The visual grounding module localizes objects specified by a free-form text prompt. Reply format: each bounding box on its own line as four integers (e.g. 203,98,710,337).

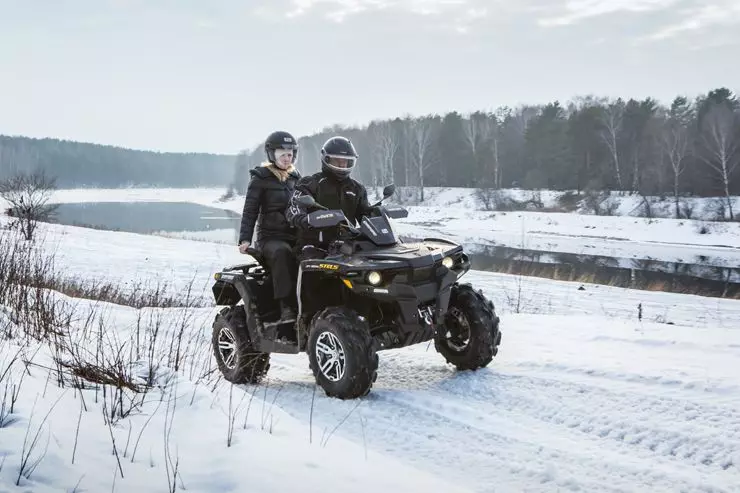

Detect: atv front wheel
212,305,270,384
307,306,378,399
435,283,501,370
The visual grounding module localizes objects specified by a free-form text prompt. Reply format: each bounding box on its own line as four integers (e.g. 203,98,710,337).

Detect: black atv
210,184,502,399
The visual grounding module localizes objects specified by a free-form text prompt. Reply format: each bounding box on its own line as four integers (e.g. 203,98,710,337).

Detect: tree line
0,135,235,188
2,87,738,220
232,86,739,219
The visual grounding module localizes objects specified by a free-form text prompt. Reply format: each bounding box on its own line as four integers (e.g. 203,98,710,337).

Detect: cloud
283,0,390,21
451,8,488,34
537,0,679,27
537,0,740,46
258,0,494,32
645,2,740,40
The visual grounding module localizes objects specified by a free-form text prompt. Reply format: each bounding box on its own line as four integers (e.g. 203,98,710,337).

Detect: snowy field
47,186,740,222
2,190,740,492
0,298,467,493
46,187,740,270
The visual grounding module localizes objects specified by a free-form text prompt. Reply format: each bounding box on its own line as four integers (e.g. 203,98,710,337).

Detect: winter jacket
238,163,301,246
286,170,374,249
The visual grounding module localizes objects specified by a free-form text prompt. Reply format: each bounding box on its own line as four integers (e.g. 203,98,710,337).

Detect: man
238,130,301,323
286,136,374,254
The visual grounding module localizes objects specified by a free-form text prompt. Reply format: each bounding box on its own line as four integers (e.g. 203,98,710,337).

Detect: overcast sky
1,0,738,154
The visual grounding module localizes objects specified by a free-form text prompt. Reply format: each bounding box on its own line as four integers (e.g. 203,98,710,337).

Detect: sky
0,0,738,154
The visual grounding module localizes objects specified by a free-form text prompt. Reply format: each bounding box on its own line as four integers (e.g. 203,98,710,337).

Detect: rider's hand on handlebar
238,241,250,254
339,223,359,236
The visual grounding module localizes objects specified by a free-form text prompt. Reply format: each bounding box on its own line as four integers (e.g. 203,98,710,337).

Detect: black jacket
239,164,301,246
286,170,373,249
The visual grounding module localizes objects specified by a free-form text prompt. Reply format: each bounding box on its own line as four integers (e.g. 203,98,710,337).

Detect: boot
279,299,296,323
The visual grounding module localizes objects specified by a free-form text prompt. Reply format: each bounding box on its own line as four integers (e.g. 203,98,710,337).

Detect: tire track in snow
255,354,739,493
253,374,641,493
511,360,740,398
379,352,740,474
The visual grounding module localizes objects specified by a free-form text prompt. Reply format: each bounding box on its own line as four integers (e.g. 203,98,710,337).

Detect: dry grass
1,226,216,420
0,227,227,491
0,228,209,311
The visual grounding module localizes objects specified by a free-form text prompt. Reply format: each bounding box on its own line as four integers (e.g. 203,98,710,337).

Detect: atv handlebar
306,209,349,229
337,222,361,238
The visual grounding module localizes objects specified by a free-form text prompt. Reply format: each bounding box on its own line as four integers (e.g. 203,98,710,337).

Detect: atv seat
246,247,269,270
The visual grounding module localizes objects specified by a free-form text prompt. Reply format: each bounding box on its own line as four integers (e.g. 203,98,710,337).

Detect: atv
210,184,502,399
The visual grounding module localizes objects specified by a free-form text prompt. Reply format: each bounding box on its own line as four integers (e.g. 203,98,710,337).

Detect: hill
0,135,235,188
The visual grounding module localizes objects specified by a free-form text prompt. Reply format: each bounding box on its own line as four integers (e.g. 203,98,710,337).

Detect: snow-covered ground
0,298,470,493
2,204,740,492
45,187,740,270
47,186,740,222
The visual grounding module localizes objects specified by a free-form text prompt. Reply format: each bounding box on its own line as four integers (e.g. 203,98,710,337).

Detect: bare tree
700,104,739,220
489,107,509,188
600,99,625,190
397,116,414,189
408,116,439,201
462,111,492,181
368,121,398,187
661,115,691,218
0,170,58,240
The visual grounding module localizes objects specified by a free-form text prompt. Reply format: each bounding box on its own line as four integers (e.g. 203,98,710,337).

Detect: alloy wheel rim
218,327,237,369
315,331,346,382
445,306,471,351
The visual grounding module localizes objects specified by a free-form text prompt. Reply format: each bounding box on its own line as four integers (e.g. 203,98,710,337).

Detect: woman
238,130,301,323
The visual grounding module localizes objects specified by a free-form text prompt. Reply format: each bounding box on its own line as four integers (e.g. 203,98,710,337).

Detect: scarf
261,161,295,182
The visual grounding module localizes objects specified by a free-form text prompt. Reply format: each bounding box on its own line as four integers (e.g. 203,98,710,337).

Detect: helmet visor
324,154,356,171
275,148,294,160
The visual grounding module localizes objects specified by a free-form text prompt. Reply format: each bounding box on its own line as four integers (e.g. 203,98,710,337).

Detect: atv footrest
256,319,301,354
259,338,300,354
263,318,296,328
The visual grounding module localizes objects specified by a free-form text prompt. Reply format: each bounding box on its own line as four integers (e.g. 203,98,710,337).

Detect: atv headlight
442,256,454,269
367,271,382,285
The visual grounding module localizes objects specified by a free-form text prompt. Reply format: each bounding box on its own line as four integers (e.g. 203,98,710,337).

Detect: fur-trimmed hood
259,161,297,182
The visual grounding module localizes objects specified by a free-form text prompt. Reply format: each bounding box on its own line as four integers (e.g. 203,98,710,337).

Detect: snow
44,185,740,223
11,215,740,329
397,208,740,268
44,187,740,270
0,301,470,493
1,186,740,492
264,314,740,492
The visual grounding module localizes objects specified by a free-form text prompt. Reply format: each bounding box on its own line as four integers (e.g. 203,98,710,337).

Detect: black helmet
264,130,298,164
321,136,358,180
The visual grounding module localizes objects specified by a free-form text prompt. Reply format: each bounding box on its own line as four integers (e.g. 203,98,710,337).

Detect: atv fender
381,264,460,330
213,272,300,354
212,272,252,306
433,266,460,324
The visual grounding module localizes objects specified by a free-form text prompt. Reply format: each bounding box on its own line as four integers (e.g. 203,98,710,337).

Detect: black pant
261,239,297,300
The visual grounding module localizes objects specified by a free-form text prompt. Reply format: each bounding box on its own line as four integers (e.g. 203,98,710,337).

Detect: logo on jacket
345,191,356,196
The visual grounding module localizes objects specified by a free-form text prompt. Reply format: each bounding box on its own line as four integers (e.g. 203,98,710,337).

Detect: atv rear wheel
212,305,270,384
434,283,501,370
307,306,378,399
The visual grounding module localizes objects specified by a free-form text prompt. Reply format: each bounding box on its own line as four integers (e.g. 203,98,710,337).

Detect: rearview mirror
382,184,396,198
385,206,408,219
